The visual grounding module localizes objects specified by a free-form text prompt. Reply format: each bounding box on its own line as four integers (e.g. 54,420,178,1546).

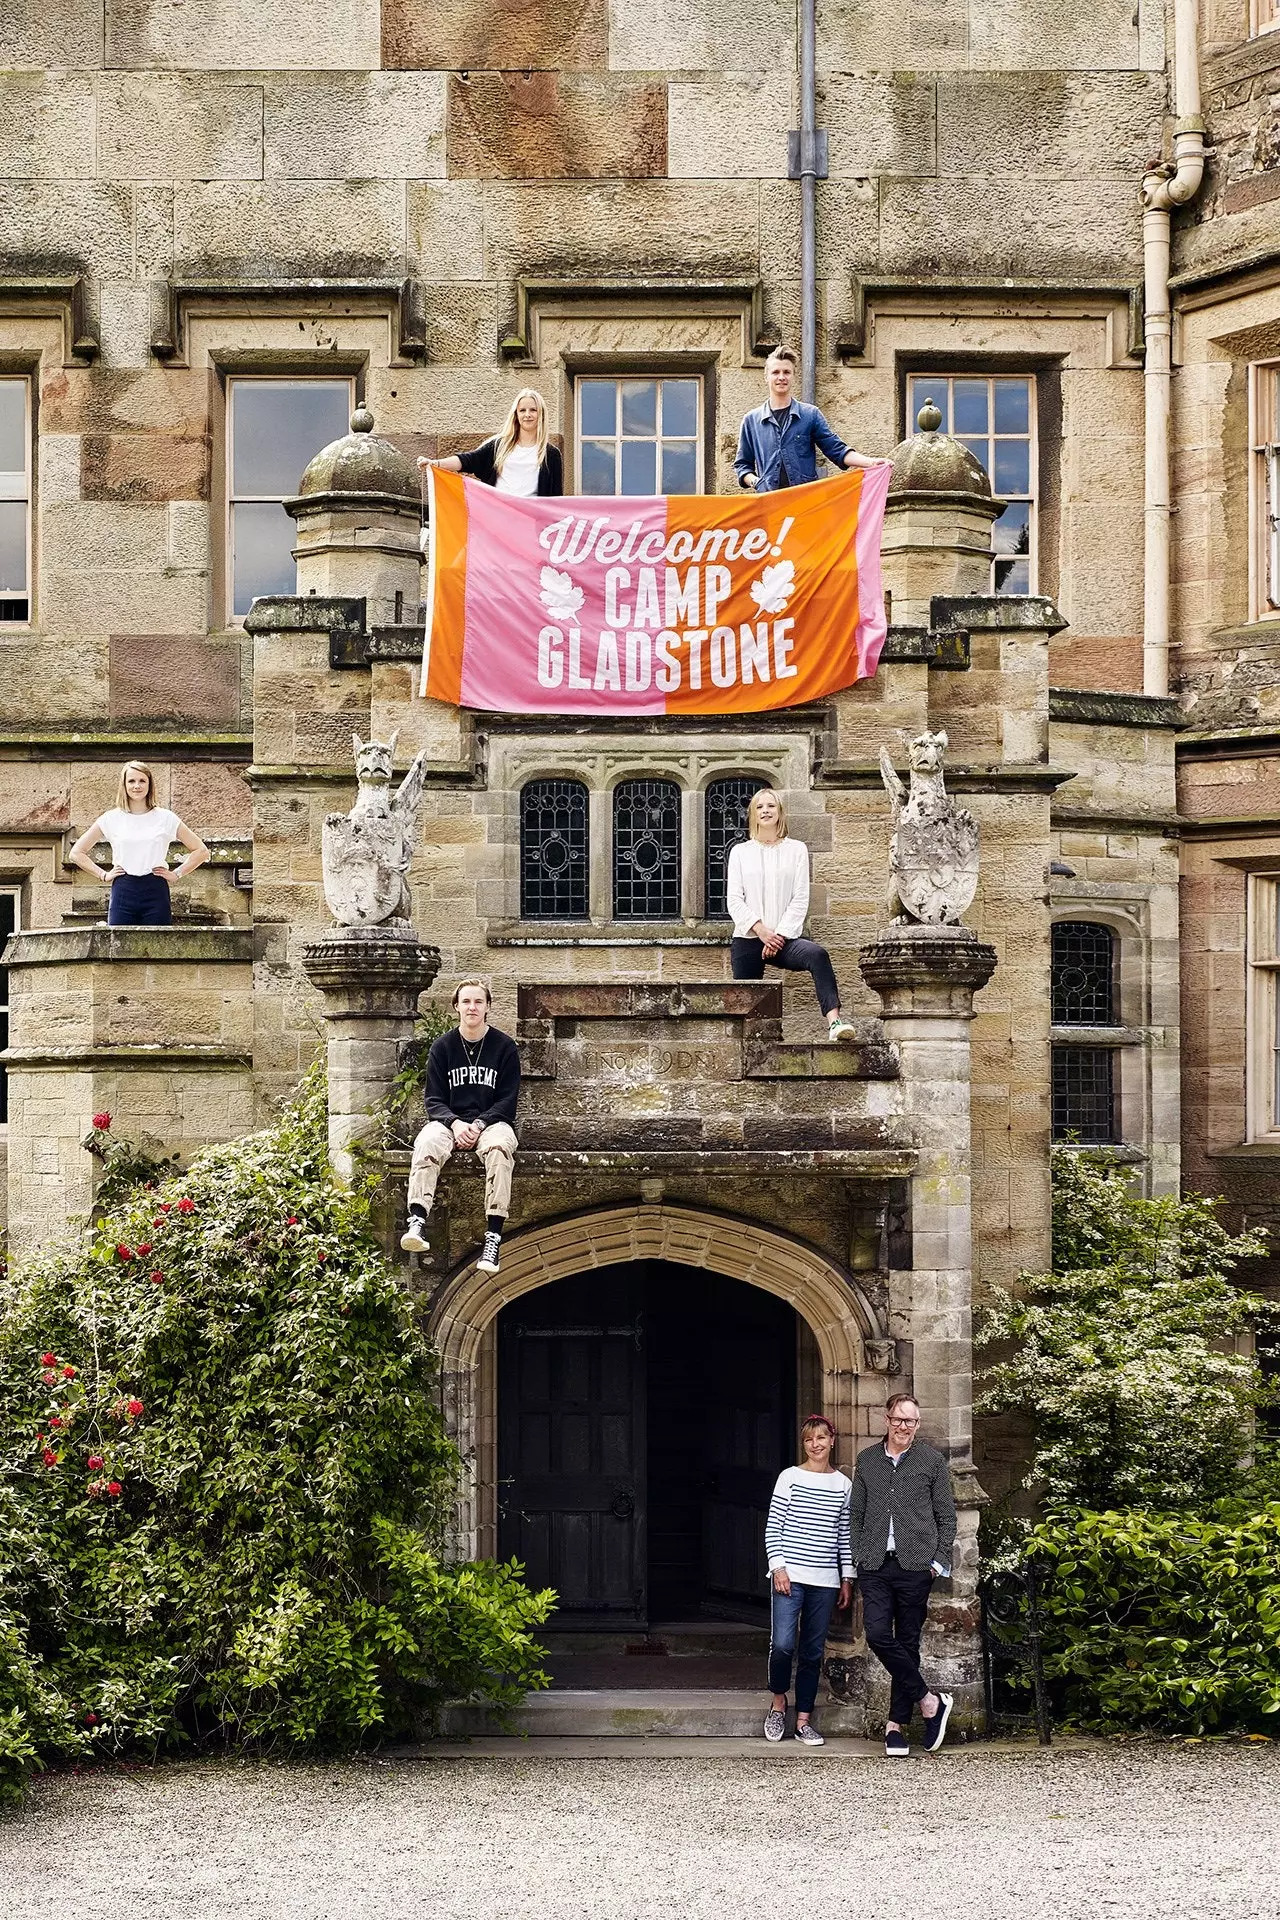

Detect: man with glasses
850,1392,957,1756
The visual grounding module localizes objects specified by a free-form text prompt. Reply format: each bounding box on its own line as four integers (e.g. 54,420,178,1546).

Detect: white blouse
726,836,810,942
495,445,540,497
96,806,181,877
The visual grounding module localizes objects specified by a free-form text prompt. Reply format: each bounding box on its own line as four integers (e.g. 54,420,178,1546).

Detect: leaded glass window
705,777,757,919
1051,1047,1115,1144
520,779,589,920
1051,922,1115,1026
613,779,681,919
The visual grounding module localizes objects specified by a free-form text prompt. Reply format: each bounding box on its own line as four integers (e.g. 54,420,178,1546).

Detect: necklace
460,1031,487,1071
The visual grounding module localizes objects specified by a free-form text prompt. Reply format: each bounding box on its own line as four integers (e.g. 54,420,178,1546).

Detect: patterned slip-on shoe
794,1721,825,1747
763,1708,786,1743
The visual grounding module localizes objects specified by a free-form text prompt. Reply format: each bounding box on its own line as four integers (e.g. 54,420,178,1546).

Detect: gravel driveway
4,1740,1276,1919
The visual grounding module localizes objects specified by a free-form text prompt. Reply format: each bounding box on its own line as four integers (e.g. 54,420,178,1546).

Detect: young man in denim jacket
735,347,882,493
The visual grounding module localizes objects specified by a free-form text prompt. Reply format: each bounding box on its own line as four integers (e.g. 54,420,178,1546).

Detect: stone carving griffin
321,731,431,928
878,729,980,926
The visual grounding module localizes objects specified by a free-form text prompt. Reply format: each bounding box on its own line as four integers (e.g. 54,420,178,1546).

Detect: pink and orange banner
419,463,891,715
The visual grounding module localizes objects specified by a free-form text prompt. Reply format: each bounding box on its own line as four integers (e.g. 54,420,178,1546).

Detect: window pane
621,380,657,436
1052,921,1115,1025
231,501,297,616
959,438,989,476
0,501,26,592
997,556,1031,593
614,779,681,919
579,381,616,438
993,439,1031,496
580,440,616,494
0,382,25,473
952,380,989,436
993,379,1030,436
705,777,756,918
231,380,350,496
521,780,589,920
620,439,656,495
1052,1047,1115,1143
662,380,698,438
992,500,1030,555
661,440,697,494
910,379,946,431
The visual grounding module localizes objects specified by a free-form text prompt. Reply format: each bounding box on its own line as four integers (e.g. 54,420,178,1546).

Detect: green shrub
1025,1503,1280,1734
0,1067,552,1804
977,1150,1272,1509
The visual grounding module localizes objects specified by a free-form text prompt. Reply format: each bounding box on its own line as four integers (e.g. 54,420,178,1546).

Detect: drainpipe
790,0,826,404
1141,0,1206,697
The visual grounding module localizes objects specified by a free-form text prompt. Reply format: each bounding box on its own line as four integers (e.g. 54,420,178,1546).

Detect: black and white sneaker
476,1229,503,1275
921,1691,953,1753
399,1212,430,1255
885,1727,910,1757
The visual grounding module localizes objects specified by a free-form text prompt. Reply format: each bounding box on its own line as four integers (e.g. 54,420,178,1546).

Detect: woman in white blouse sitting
417,388,563,498
69,760,210,926
726,788,857,1041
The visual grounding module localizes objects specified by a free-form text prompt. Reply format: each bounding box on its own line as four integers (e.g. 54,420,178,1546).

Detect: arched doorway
427,1203,884,1579
496,1260,817,1627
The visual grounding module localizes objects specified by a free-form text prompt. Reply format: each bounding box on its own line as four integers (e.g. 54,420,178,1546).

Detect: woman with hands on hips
762,1414,854,1747
69,760,210,927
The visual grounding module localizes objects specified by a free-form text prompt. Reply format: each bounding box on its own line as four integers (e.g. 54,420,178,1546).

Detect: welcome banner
420,462,892,716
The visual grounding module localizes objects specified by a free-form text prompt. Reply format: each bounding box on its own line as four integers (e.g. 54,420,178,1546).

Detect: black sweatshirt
425,1026,521,1134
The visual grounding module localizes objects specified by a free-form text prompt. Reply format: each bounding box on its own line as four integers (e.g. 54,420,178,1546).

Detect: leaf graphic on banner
749,560,795,615
539,566,584,622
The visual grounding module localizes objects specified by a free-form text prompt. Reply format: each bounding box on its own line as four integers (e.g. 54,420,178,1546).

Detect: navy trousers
730,935,841,1017
108,874,172,926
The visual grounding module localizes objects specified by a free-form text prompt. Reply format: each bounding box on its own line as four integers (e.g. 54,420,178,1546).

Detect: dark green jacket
850,1438,957,1574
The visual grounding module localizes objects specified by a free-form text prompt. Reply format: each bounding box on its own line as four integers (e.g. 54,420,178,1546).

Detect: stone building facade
1,3,1279,1724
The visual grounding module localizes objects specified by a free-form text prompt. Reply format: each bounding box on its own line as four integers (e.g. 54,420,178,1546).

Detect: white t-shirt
495,445,540,497
96,806,180,876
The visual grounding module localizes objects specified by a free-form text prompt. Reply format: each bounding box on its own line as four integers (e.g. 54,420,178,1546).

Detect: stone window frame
0,370,32,627
1248,358,1280,621
1048,901,1153,1167
560,352,718,497
1246,871,1280,1142
902,367,1041,596
485,736,810,939
0,880,20,1125
224,370,358,627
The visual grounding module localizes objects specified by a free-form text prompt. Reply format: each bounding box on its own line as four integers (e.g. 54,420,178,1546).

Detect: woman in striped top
763,1414,853,1747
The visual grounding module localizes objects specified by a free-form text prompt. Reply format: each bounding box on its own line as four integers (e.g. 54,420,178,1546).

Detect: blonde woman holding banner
418,389,563,499
727,788,858,1042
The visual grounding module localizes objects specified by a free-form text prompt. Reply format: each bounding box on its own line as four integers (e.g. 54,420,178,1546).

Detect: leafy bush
0,1067,552,1806
978,1150,1272,1509
1025,1503,1280,1734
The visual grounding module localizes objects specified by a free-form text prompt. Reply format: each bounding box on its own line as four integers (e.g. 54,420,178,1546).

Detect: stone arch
428,1202,889,1560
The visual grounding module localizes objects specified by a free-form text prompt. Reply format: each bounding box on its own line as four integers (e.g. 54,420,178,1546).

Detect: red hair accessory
801,1413,836,1435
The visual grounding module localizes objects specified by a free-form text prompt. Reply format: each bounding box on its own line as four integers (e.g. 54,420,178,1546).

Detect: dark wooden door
498,1270,647,1627
698,1274,796,1613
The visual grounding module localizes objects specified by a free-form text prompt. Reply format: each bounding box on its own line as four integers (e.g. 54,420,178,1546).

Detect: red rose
176,1198,196,1214
40,1352,57,1367
116,1244,133,1262
126,1398,144,1418
87,1454,104,1471
63,1364,76,1379
135,1243,152,1257
42,1448,57,1467
106,1481,122,1497
84,1711,98,1726
49,1416,62,1429
41,1368,57,1386
159,1203,172,1214
317,1252,326,1263
92,1113,112,1131
150,1270,164,1286
287,1215,299,1225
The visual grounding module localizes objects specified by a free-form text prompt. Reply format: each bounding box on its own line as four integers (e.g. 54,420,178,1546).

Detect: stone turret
285,405,422,627
880,399,1002,629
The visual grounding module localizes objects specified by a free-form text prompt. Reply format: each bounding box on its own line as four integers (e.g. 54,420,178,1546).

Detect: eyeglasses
887,1415,920,1427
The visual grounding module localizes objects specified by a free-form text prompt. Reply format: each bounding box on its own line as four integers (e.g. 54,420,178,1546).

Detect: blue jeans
768,1581,840,1715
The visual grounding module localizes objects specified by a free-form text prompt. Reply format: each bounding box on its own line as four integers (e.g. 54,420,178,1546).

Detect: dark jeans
730,936,841,1017
859,1559,934,1725
768,1580,840,1716
108,874,172,926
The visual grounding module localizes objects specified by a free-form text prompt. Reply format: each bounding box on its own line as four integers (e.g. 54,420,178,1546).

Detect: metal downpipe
799,0,817,402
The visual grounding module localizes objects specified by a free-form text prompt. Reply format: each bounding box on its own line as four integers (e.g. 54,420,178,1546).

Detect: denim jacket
734,400,851,492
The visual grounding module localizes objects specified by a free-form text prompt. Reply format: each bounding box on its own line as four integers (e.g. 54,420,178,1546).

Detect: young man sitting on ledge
401,978,521,1276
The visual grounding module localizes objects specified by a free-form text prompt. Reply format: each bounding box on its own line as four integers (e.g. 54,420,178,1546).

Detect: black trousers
858,1559,934,1724
108,874,172,926
730,935,841,1017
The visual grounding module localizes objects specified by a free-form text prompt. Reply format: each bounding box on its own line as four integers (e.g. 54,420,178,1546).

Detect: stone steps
437,1688,868,1740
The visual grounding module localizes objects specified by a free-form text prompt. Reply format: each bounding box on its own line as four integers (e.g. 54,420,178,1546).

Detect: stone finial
916,396,943,432
350,404,375,434
321,731,432,929
878,729,980,927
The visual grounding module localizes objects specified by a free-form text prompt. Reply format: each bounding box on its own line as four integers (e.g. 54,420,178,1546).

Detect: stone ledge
1049,688,1185,730
517,981,782,1020
2,927,254,967
3,1046,253,1069
929,594,1067,635
243,594,366,636
385,1147,918,1177
819,763,1074,793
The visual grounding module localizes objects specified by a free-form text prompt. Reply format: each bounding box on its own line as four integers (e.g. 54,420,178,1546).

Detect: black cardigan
456,436,563,496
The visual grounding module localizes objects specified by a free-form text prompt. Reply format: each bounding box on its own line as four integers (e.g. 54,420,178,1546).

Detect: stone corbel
863,1337,899,1375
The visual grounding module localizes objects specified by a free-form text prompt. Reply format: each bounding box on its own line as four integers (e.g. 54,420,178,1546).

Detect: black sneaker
921,1691,953,1753
399,1212,430,1255
884,1727,909,1757
476,1229,502,1275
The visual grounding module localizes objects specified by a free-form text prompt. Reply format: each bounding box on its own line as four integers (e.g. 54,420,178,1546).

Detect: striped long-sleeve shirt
765,1466,855,1589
